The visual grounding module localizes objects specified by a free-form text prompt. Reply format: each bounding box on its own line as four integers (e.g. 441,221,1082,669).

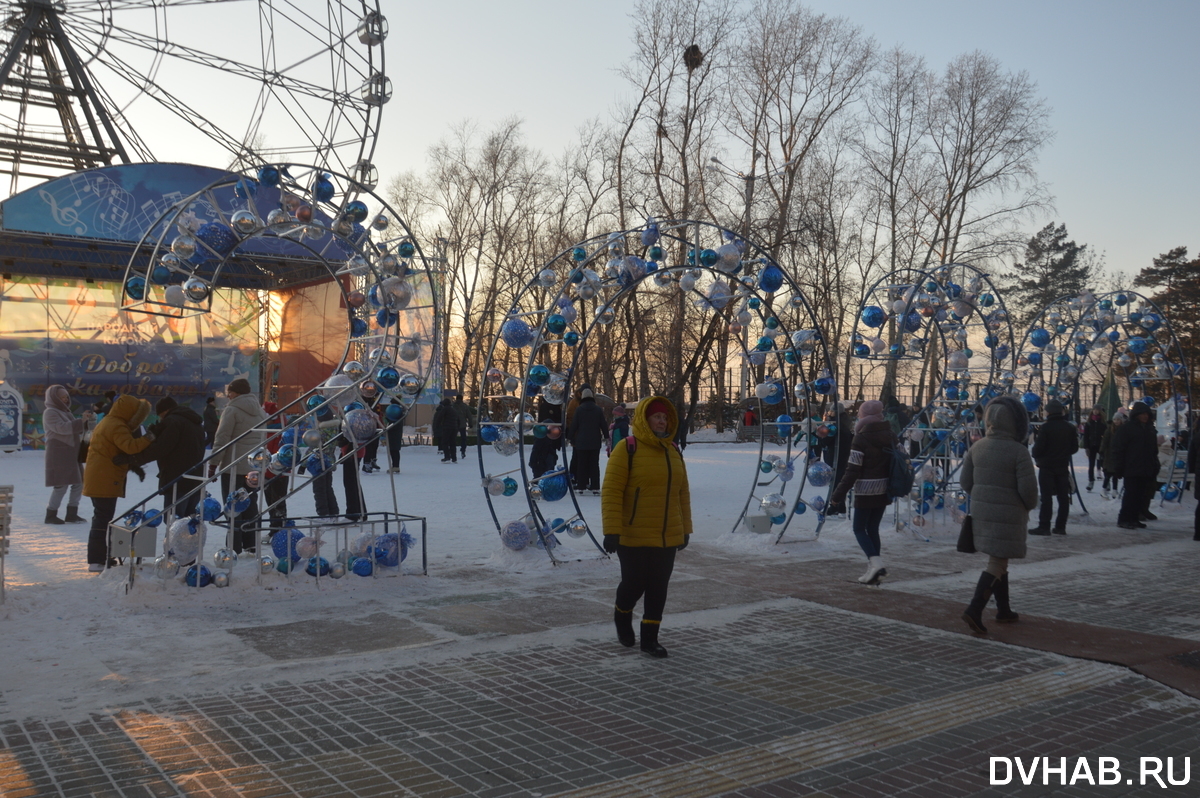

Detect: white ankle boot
859,556,887,584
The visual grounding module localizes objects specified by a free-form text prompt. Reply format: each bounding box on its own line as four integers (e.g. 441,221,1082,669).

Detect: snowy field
0,440,1188,720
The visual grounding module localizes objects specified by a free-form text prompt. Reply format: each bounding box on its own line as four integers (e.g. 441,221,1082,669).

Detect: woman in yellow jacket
601,396,692,658
83,394,154,571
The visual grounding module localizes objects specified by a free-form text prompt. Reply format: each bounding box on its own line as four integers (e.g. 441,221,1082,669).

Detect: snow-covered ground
0,440,1188,720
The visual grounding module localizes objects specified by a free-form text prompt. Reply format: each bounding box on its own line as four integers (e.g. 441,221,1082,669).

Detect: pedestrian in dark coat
453,395,475,459
1029,399,1079,535
960,395,1038,634
1099,409,1127,497
821,404,854,515
528,424,562,478
1186,430,1200,542
609,405,630,453
42,384,88,524
1111,401,1160,529
829,400,893,585
125,396,206,519
1081,407,1106,490
432,397,460,463
568,386,608,493
202,396,219,448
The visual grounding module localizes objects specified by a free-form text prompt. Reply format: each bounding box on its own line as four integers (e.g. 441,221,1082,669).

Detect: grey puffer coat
960,395,1038,560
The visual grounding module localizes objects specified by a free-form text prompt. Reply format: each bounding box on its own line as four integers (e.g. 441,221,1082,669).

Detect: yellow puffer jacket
601,396,692,547
83,395,154,499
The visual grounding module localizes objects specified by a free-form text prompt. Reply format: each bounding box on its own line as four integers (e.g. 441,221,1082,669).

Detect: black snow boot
962,571,998,635
64,506,87,523
45,509,65,524
640,621,668,658
614,607,635,648
993,573,1019,623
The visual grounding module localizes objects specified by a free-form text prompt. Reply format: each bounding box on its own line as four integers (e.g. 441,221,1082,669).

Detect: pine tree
1133,247,1200,391
1002,223,1100,327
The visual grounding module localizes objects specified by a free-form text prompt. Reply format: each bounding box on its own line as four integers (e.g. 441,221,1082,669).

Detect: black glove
112,451,133,466
129,463,146,482
678,535,689,552
603,535,619,553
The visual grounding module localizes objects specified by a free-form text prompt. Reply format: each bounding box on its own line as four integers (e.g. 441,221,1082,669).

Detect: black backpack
884,439,914,499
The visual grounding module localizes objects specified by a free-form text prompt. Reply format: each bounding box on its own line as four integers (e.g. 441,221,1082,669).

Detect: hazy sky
373,0,1198,279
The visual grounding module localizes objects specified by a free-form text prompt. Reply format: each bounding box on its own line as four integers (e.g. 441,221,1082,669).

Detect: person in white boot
828,400,893,585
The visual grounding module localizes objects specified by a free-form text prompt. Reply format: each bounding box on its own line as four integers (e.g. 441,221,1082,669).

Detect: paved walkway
3,521,1200,797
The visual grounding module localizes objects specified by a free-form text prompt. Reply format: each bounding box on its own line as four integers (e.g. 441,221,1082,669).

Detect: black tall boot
64,506,87,523
614,607,635,648
962,571,999,634
993,573,1019,623
640,621,668,658
44,509,64,525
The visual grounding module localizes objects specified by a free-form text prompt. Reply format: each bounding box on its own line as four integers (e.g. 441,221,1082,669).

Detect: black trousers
263,472,288,534
221,473,260,553
1119,475,1154,524
615,545,677,623
163,473,202,520
387,426,403,468
342,452,364,520
1037,467,1072,530
87,496,118,565
1085,449,1099,482
364,435,379,465
312,470,338,517
572,448,602,491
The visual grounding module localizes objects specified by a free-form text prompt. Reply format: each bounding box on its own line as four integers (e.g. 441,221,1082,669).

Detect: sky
370,0,1198,280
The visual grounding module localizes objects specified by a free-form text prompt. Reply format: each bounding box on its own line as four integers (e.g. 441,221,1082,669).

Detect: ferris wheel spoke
66,18,368,107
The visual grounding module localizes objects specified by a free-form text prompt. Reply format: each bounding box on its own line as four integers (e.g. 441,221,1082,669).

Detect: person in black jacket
1187,428,1200,542
1081,406,1106,491
828,400,894,584
568,386,608,494
819,404,854,515
125,396,206,518
202,396,220,449
1111,401,1159,529
1029,399,1079,535
432,396,461,463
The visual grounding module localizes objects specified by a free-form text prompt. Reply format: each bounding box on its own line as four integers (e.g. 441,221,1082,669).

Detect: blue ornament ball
500,318,535,348
272,528,306,562
563,331,580,347
1021,391,1041,413
500,520,532,550
502,477,519,497
344,200,369,223
545,314,567,335
125,275,146,300
202,495,222,522
480,425,500,443
195,222,238,257
1029,328,1051,348
397,240,416,258
807,461,834,487
861,306,885,328
540,472,569,502
257,165,280,186
185,564,213,588
385,403,406,422
306,556,332,577
375,366,400,389
143,509,163,527
758,264,784,292
350,557,374,576
350,318,369,337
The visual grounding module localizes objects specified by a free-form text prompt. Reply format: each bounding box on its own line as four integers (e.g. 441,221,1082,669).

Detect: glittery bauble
807,461,834,487
492,427,520,457
154,556,179,579
487,478,506,496
343,408,378,444
500,317,535,348
501,520,532,550
272,528,306,562
760,493,787,513
539,472,569,502
164,285,186,307
398,340,420,362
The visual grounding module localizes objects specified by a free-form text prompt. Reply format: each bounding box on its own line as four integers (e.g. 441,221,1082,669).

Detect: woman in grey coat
43,385,90,524
959,394,1038,634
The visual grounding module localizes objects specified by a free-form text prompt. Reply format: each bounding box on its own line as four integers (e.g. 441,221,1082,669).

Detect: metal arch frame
0,0,386,188
474,219,837,563
850,263,1018,536
1026,290,1193,505
108,162,440,588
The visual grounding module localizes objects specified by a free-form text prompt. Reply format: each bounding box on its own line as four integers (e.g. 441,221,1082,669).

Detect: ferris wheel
0,0,388,194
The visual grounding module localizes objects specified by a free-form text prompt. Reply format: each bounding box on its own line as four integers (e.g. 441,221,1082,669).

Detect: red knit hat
645,399,671,418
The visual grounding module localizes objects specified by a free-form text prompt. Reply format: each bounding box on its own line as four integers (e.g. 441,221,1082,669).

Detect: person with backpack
608,404,630,453
601,396,692,659
828,399,894,585
959,395,1038,635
